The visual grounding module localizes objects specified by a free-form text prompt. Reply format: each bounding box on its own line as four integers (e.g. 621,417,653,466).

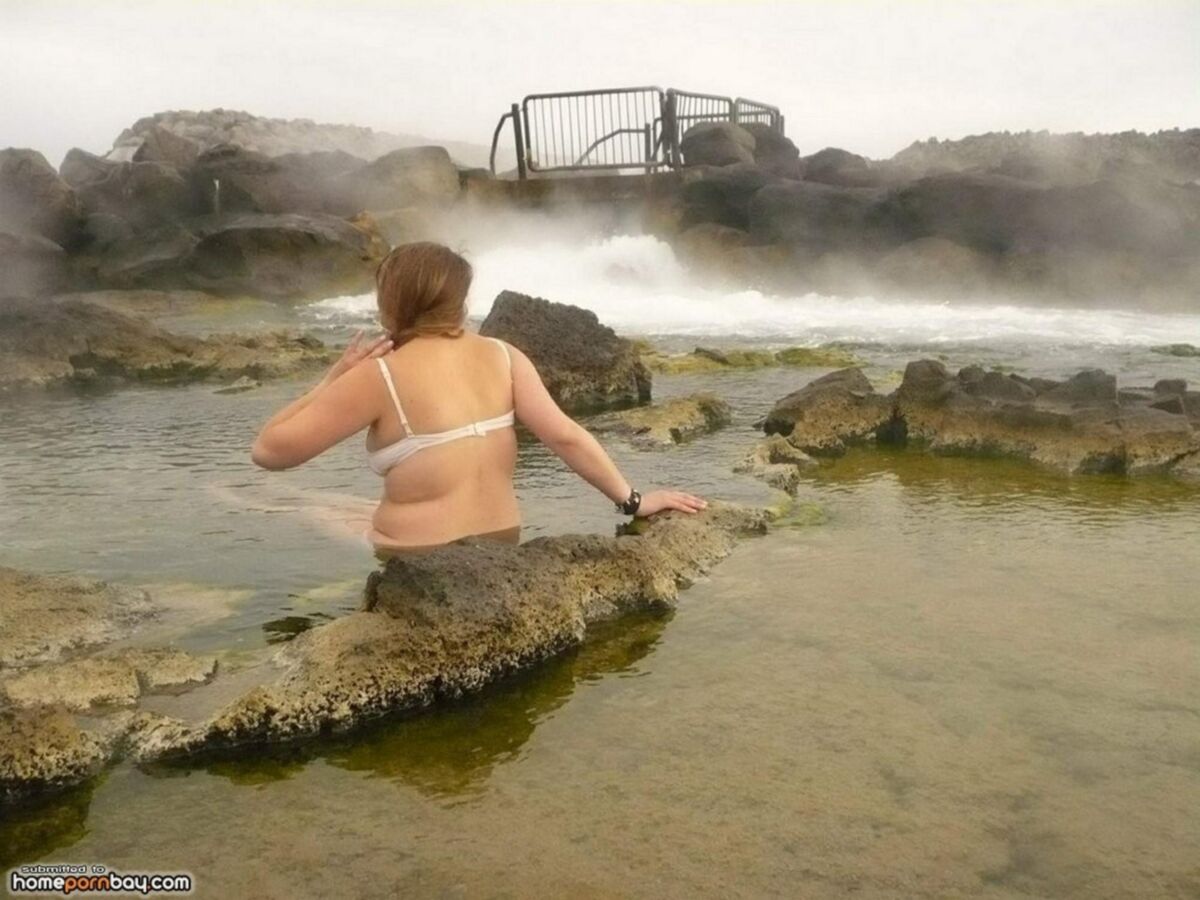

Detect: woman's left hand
323,330,393,385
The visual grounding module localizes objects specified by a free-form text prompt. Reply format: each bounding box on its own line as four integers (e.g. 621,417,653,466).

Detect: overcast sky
3,0,1197,167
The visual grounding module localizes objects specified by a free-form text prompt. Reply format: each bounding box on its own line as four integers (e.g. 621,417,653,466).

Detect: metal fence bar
489,86,785,177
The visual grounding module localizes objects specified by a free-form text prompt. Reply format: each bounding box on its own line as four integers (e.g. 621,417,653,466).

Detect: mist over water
307,233,1200,349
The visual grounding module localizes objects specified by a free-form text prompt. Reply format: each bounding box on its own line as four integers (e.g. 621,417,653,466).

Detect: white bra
367,337,516,476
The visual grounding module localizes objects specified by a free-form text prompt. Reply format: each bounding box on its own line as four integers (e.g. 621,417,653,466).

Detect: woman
251,242,706,554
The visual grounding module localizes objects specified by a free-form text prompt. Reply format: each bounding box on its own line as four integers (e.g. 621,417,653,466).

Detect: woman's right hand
635,489,708,517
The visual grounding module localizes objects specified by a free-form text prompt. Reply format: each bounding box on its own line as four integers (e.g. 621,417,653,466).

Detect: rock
215,375,260,394
0,148,83,247
333,146,461,211
680,122,756,167
0,297,337,392
734,435,817,493
0,231,71,296
480,290,651,412
640,344,861,374
876,237,996,297
89,212,387,298
586,393,732,447
774,346,862,368
800,147,880,187
0,706,118,803
2,658,142,711
0,567,155,668
74,160,197,231
0,506,770,800
679,164,774,230
59,148,119,188
748,180,883,250
762,368,892,455
1151,343,1200,358
189,144,363,215
130,125,201,169
764,360,1200,476
153,503,768,756
743,123,801,178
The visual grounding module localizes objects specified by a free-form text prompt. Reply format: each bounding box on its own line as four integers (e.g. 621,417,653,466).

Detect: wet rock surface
0,296,336,391
586,393,732,447
480,290,652,413
760,361,1200,477
0,567,155,668
0,505,767,802
641,344,861,374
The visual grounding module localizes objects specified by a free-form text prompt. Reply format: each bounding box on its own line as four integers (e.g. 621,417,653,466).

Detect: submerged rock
480,290,652,413
0,505,770,802
586,393,732,447
758,361,1200,477
734,435,818,493
0,567,155,668
0,297,336,391
640,344,860,374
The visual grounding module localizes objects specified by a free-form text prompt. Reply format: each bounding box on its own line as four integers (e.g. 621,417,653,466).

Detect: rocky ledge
0,504,767,803
753,361,1200,479
480,290,652,413
586,393,732,447
0,295,335,391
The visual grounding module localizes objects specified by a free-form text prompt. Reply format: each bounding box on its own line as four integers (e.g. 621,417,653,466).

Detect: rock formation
480,290,652,412
757,361,1200,478
0,296,336,391
0,504,768,803
586,393,732,447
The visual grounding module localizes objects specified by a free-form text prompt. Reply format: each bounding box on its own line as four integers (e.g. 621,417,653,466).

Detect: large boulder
679,163,774,230
89,212,387,298
59,148,119,189
875,236,997,297
129,124,202,169
480,290,652,412
743,123,802,178
762,368,892,455
0,230,71,296
0,148,83,246
332,146,461,212
680,122,756,167
748,180,885,250
800,147,880,187
0,296,337,391
72,159,198,230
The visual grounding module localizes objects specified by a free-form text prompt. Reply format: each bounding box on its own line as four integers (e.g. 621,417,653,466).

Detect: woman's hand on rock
325,330,393,384
635,489,708,517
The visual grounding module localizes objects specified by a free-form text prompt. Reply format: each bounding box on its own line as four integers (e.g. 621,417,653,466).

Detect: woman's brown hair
375,242,473,345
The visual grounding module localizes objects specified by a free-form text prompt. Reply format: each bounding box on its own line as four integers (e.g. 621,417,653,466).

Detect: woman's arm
507,343,707,516
251,332,391,470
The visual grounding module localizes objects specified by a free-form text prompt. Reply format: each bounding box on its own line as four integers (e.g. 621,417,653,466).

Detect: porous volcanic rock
480,290,652,412
0,567,156,668
759,361,1200,476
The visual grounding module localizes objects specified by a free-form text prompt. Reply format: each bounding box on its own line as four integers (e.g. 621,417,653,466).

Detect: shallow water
2,235,1199,897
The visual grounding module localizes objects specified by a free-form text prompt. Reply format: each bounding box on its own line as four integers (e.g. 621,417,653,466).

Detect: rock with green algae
586,392,732,447
734,434,818,493
641,344,860,374
0,504,778,802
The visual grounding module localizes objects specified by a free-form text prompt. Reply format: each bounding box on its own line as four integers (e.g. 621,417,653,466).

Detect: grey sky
3,0,1197,167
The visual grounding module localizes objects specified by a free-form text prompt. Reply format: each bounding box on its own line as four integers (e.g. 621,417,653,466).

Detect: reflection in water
140,612,668,802
0,777,102,869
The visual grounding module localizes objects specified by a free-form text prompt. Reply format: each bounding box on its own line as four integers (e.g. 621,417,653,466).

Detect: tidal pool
2,246,1199,896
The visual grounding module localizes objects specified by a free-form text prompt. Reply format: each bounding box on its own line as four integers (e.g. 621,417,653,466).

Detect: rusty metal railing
489,86,783,179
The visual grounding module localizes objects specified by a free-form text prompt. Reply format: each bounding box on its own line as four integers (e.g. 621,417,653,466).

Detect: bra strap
375,358,411,431
490,337,512,371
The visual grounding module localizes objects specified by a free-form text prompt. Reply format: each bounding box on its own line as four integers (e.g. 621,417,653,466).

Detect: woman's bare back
365,333,520,548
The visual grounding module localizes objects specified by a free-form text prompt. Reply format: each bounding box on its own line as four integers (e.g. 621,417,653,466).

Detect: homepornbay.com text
9,864,194,895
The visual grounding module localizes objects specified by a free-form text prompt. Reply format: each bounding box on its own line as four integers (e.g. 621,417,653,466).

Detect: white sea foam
306,234,1200,348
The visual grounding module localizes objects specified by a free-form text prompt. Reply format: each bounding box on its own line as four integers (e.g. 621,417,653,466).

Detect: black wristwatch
616,489,641,515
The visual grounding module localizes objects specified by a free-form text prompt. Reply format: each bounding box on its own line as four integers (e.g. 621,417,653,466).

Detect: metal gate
489,86,784,178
